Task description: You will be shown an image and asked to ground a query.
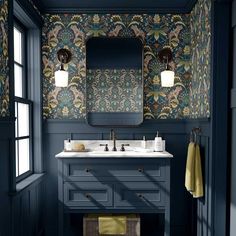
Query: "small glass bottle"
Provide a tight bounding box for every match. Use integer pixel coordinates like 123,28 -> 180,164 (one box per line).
141,136 -> 146,149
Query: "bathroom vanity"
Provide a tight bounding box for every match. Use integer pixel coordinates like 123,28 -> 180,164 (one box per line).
56,141 -> 173,236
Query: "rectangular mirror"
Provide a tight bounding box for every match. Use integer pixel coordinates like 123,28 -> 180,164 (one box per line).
86,37 -> 143,126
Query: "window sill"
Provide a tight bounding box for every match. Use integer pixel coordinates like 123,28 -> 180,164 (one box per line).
10,173 -> 45,196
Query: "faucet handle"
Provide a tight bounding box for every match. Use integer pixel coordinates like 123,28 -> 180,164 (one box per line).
99,144 -> 109,151
120,144 -> 130,152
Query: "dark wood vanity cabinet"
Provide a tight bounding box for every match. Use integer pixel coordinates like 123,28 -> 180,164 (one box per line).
57,158 -> 171,236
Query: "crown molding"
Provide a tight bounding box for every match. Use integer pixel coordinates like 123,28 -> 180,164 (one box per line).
33,0 -> 198,14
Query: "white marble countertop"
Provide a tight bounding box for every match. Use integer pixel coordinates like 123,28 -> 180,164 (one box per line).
55,150 -> 173,159
55,140 -> 173,159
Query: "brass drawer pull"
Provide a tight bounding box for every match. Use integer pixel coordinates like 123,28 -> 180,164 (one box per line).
85,168 -> 91,172
137,193 -> 143,198
138,168 -> 144,173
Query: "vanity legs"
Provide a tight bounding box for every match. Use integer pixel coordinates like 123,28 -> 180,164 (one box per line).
58,202 -> 64,236
164,208 -> 170,236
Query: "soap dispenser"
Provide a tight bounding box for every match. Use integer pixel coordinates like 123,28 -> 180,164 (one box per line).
64,139 -> 72,151
154,132 -> 163,152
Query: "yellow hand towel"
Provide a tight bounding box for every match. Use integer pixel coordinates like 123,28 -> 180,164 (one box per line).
98,216 -> 127,235
192,144 -> 204,198
185,142 -> 196,192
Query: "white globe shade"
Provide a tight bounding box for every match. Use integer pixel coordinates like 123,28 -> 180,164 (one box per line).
161,70 -> 175,87
55,70 -> 69,87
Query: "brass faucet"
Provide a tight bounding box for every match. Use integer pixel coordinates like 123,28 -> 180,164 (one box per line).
110,129 -> 117,151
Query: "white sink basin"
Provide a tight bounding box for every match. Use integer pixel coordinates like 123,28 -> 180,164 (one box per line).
91,148 -> 154,154
90,150 -> 134,155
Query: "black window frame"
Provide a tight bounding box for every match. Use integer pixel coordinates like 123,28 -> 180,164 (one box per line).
14,19 -> 34,182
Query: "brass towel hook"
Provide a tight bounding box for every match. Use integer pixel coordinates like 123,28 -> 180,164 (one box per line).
191,127 -> 201,144
190,130 -> 194,143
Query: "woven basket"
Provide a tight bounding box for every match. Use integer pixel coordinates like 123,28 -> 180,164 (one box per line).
83,215 -> 140,236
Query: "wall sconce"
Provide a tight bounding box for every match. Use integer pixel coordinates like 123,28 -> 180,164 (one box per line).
158,48 -> 175,87
55,48 -> 72,87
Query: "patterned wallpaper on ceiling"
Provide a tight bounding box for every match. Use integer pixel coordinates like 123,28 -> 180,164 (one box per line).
87,69 -> 143,112
42,13 -> 191,119
0,0 -> 10,117
190,0 -> 211,118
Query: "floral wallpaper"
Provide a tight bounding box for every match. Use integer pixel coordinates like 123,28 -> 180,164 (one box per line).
0,0 -> 212,120
42,13 -> 191,119
87,69 -> 142,112
0,0 -> 10,117
190,0 -> 211,118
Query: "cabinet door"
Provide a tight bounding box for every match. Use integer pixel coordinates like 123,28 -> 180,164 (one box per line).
64,182 -> 113,209
114,182 -> 166,209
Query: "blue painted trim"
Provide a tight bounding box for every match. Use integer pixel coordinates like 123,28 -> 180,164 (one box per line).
0,117 -> 15,122
43,121 -> 186,136
42,7 -> 193,14
43,119 -> 210,135
41,1 -> 198,14
8,0 -> 14,120
211,1 -> 231,236
44,118 -> 210,123
7,0 -> 16,194
215,0 -> 233,2
15,0 -> 43,26
87,112 -> 143,127
184,0 -> 198,11
10,173 -> 45,195
233,0 -> 236,27
231,89 -> 236,108
230,3 -> 236,233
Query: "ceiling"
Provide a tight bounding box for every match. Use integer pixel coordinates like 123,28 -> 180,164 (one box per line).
32,0 -> 197,14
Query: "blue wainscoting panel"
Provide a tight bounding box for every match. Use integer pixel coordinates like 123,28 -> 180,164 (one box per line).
0,138 -> 11,236
0,120 -> 45,236
11,176 -> 45,236
87,112 -> 143,126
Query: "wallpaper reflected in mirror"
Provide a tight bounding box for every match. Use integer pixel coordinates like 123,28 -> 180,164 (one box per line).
86,69 -> 142,113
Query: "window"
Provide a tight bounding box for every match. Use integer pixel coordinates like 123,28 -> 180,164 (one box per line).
14,22 -> 33,179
